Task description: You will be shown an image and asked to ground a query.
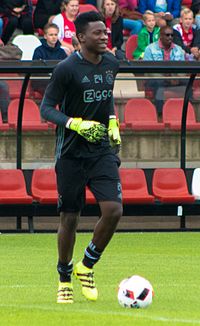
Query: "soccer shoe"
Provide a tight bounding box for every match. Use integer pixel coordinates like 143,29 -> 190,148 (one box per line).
57,281 -> 73,303
73,261 -> 98,301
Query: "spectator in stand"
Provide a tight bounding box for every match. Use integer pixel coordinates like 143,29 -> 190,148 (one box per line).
1,0 -> 34,44
0,38 -> 22,122
143,25 -> 185,114
119,0 -> 143,34
0,3 -> 4,38
72,35 -> 81,51
191,0 -> 200,29
138,0 -> 181,27
133,10 -> 160,59
32,23 -> 67,60
101,0 -> 125,59
33,0 -> 63,30
52,0 -> 79,55
32,23 -> 67,96
173,8 -> 200,61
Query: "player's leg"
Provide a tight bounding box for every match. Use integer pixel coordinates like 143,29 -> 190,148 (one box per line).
74,154 -> 122,301
91,200 -> 122,251
56,157 -> 86,303
57,211 -> 79,304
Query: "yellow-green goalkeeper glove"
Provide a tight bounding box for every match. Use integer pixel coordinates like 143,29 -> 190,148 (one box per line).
68,118 -> 107,143
108,118 -> 121,147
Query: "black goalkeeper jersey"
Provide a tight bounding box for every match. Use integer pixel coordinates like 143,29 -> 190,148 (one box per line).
41,51 -> 119,159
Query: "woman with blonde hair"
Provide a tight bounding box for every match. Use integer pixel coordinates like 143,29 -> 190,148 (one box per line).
101,0 -> 125,60
53,0 -> 79,55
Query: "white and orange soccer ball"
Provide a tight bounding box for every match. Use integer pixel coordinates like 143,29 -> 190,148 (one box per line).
118,275 -> 154,309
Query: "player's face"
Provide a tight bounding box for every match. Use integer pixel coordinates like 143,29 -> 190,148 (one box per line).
44,27 -> 59,47
145,15 -> 156,31
181,13 -> 193,29
103,0 -> 116,17
82,21 -> 108,54
65,0 -> 79,18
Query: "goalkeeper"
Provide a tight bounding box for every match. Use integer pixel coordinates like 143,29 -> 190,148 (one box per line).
40,11 -> 122,304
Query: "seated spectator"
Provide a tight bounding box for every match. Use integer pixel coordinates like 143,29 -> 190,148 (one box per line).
173,8 -> 200,61
72,35 -> 81,52
133,10 -> 160,59
138,0 -> 181,27
32,23 -> 67,96
191,0 -> 200,30
1,0 -> 34,44
33,0 -> 63,30
101,0 -> 125,60
32,23 -> 67,60
119,0 -> 143,34
52,0 -> 79,55
0,38 -> 22,122
0,4 -> 4,38
143,25 -> 185,114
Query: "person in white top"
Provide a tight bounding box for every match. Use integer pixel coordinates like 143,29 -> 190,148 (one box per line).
53,0 -> 79,55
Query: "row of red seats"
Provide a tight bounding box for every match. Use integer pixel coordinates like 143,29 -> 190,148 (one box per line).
0,98 -> 50,131
120,98 -> 200,131
0,168 -> 195,206
1,97 -> 199,131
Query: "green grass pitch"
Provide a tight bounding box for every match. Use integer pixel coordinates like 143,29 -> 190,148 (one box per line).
0,232 -> 200,326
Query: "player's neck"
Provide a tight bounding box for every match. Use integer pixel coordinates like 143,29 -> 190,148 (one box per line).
80,49 -> 102,64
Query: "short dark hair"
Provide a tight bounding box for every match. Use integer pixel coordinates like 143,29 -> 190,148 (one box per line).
43,23 -> 59,34
160,25 -> 173,35
74,11 -> 104,35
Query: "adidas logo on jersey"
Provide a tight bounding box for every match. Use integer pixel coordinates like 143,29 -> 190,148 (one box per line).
81,76 -> 90,83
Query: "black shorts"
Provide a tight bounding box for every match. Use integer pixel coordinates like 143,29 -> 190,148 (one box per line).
55,154 -> 122,213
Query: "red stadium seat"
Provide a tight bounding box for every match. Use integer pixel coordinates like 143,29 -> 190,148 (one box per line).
123,98 -> 165,130
181,0 -> 192,7
152,168 -> 195,203
86,187 -> 96,204
0,112 -> 9,131
8,98 -> 49,131
125,34 -> 138,60
120,168 -> 155,204
79,4 -> 98,13
31,169 -> 57,204
162,98 -> 200,130
0,74 -> 31,99
0,169 -> 32,204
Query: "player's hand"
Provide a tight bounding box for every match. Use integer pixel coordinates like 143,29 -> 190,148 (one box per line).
108,118 -> 121,147
69,117 -> 107,143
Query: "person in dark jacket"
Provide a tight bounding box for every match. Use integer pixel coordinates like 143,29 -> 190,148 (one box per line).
173,8 -> 200,60
191,0 -> 200,29
32,23 -> 67,96
33,0 -> 63,30
101,0 -> 125,60
33,23 -> 67,60
1,0 -> 34,44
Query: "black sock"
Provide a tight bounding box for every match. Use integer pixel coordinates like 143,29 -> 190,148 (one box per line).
83,241 -> 102,269
57,261 -> 73,282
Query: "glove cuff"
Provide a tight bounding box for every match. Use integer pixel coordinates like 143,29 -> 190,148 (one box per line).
68,118 -> 82,131
109,118 -> 119,129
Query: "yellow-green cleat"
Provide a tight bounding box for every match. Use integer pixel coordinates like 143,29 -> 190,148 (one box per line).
73,261 -> 98,301
57,281 -> 73,303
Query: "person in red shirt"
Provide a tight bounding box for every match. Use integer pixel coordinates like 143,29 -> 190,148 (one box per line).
101,0 -> 125,60
173,8 -> 200,61
53,0 -> 79,55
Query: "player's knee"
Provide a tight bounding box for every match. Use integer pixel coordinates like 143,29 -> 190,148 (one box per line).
60,212 -> 79,230
108,204 -> 123,224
